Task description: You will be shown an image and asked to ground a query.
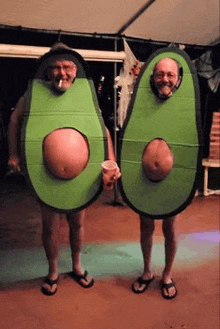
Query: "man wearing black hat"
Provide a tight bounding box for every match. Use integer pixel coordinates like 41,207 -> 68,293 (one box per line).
8,43 -> 120,296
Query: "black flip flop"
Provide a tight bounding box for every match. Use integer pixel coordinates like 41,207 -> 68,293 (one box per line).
70,270 -> 94,288
161,279 -> 178,299
132,276 -> 155,294
41,276 -> 59,296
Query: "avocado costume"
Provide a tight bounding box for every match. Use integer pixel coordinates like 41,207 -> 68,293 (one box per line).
21,46 -> 107,212
118,47 -> 202,219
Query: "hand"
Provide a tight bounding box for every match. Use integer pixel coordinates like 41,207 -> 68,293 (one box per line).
8,155 -> 21,174
130,60 -> 141,79
102,162 -> 121,191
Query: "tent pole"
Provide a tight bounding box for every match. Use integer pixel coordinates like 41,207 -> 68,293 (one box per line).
117,0 -> 156,35
114,38 -> 118,159
112,38 -> 124,207
0,44 -> 125,62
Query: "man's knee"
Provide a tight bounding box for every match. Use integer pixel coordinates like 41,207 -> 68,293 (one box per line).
67,210 -> 84,229
140,215 -> 155,235
162,216 -> 178,241
41,205 -> 62,236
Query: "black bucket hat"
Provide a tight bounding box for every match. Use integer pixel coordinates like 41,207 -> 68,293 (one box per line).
35,42 -> 89,80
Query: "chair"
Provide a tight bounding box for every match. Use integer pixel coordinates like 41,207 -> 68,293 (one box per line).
202,112 -> 220,196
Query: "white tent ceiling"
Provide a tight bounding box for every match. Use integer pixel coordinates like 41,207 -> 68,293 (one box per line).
1,0 -> 219,46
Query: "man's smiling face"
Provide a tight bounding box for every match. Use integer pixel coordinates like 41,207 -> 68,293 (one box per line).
48,60 -> 77,92
153,58 -> 181,98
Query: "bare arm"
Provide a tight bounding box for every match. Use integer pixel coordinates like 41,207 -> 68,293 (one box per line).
102,128 -> 121,191
105,128 -> 116,161
8,96 -> 26,173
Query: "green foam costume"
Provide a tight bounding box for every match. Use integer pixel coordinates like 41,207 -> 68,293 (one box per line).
118,47 -> 202,219
21,49 -> 107,212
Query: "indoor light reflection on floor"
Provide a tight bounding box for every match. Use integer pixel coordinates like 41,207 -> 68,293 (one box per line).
0,230 -> 219,283
188,231 -> 220,243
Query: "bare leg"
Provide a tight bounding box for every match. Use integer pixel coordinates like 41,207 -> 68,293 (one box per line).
67,209 -> 94,287
140,215 -> 155,278
132,215 -> 155,292
67,210 -> 84,273
161,215 -> 178,297
41,205 -> 61,294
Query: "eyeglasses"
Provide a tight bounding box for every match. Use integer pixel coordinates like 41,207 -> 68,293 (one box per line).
154,72 -> 177,80
50,64 -> 76,73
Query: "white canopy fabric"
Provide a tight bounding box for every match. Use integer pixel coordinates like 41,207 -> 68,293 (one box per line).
1,0 -> 219,46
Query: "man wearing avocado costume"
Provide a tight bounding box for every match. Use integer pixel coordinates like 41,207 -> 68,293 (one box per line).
119,49 -> 202,299
131,57 -> 180,300
8,43 -> 120,296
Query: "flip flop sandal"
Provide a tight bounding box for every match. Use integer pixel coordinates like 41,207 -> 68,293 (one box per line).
132,276 -> 155,294
71,270 -> 94,288
41,276 -> 59,296
161,279 -> 178,299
